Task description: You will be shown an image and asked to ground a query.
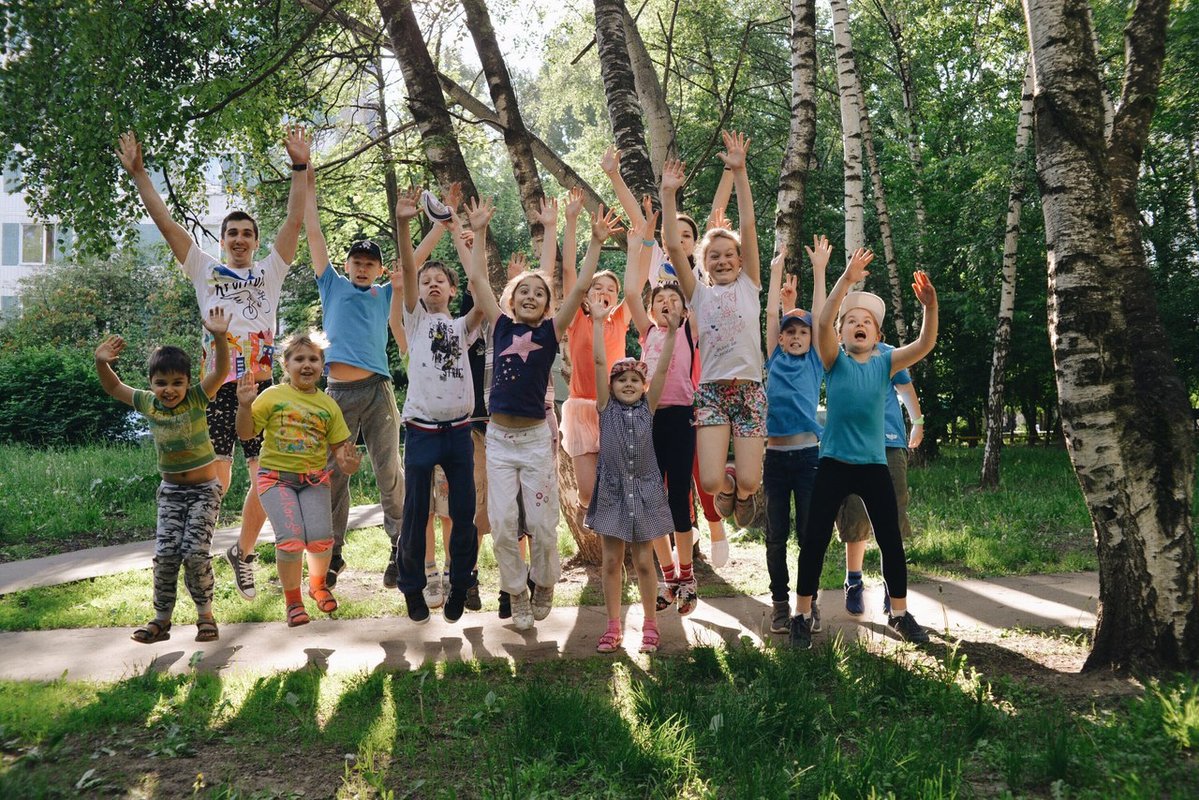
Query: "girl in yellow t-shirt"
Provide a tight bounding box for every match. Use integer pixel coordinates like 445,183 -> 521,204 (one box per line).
236,332 -> 361,627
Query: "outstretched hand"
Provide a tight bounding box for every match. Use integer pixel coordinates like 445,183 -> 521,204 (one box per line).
590,296 -> 614,323
660,158 -> 685,193
912,270 -> 937,306
235,372 -> 258,406
565,186 -> 585,218
844,247 -> 874,285
707,207 -> 732,232
395,186 -> 421,222
507,251 -> 529,279
590,205 -> 623,242
95,334 -> 126,364
116,131 -> 144,175
780,274 -> 798,311
638,196 -> 660,243
443,182 -> 463,215
283,125 -> 311,167
202,307 -> 231,336
717,130 -> 750,171
804,234 -> 832,272
532,196 -> 558,228
600,145 -> 621,175
465,197 -> 495,232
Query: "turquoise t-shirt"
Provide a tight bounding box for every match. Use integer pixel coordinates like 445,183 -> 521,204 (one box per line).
764,345 -> 824,438
820,348 -> 893,465
316,267 -> 393,378
876,342 -> 912,448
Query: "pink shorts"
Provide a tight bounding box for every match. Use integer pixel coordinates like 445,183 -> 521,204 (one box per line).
560,397 -> 600,457
693,380 -> 767,438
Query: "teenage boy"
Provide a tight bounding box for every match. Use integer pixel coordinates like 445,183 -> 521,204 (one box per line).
117,126 -> 310,600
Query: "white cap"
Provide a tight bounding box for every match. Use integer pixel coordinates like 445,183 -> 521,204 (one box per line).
839,291 -> 886,326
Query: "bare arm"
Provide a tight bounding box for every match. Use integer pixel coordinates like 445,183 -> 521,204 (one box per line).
600,146 -> 645,233
200,308 -> 232,398
647,311 -> 680,413
463,199 -> 502,325
93,335 -> 135,407
593,309 -> 611,413
890,271 -> 938,375
234,373 -> 260,441
395,187 -> 422,313
625,199 -> 659,336
561,187 -> 583,299
805,235 -> 831,322
895,380 -> 924,448
388,265 -> 408,355
719,131 -> 759,286
303,166 -> 330,278
274,125 -> 311,265
766,247 -> 786,348
555,206 -> 622,336
818,248 -> 874,370
659,159 -> 694,299
708,167 -> 734,227
533,196 -> 559,278
116,131 -> 194,267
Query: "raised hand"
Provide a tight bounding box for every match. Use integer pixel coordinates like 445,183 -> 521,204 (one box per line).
95,334 -> 126,364
203,307 -> 231,335
507,251 -> 529,279
389,261 -> 404,289
707,207 -> 732,232
459,228 -> 475,251
804,234 -> 832,272
590,205 -> 623,242
565,186 -> 584,219
780,274 -> 798,311
235,372 -> 258,406
283,125 -> 311,167
665,305 -> 682,332
533,196 -> 559,228
660,159 -> 685,193
116,131 -> 144,175
600,145 -> 621,175
717,130 -> 750,171
465,196 -> 495,232
638,196 -> 660,242
395,186 -> 421,222
590,296 -> 614,322
912,270 -> 937,306
845,247 -> 874,285
443,182 -> 464,215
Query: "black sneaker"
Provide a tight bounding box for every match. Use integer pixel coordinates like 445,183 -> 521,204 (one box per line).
444,588 -> 467,623
788,614 -> 813,650
226,544 -> 258,600
465,572 -> 482,611
326,553 -> 346,589
498,591 -> 512,619
844,581 -> 865,616
383,557 -> 398,589
405,592 -> 431,625
770,601 -> 791,634
887,612 -> 930,643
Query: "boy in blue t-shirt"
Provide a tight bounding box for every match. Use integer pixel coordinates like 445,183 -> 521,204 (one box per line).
789,245 -> 939,649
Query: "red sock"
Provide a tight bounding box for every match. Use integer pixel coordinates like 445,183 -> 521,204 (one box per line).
309,573 -> 328,594
662,562 -> 677,582
678,562 -> 693,581
284,587 -> 303,606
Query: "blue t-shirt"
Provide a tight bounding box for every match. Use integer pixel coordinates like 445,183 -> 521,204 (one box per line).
876,342 -> 913,448
820,348 -> 893,465
764,345 -> 824,438
488,315 -> 558,420
316,267 -> 394,378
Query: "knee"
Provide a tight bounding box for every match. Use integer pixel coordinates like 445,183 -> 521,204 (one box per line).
307,538 -> 334,554
183,552 -> 211,571
275,539 -> 305,562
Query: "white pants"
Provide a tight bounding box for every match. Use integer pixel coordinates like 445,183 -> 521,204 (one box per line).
487,420 -> 561,594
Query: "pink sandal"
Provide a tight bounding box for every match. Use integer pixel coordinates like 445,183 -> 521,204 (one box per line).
639,622 -> 660,654
596,621 -> 623,654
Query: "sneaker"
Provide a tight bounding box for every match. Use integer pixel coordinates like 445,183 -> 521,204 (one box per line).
465,572 -> 482,611
789,614 -> 813,650
710,537 -> 729,568
382,555 -> 398,589
770,601 -> 791,634
423,566 -> 444,609
405,592 -> 431,625
443,588 -> 467,623
226,544 -> 257,600
498,590 -> 512,619
882,586 -> 892,616
810,599 -> 823,634
326,552 -> 346,589
656,580 -> 678,612
511,589 -> 534,631
714,466 -> 736,519
844,580 -> 865,616
531,584 -> 555,621
888,612 -> 930,643
676,577 -> 699,616
733,492 -> 758,529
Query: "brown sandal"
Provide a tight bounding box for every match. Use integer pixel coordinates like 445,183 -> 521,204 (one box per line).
307,586 -> 338,614
195,618 -> 219,643
286,602 -> 310,627
131,620 -> 171,644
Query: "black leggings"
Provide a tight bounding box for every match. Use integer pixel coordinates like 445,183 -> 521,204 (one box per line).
653,404 -> 697,533
796,458 -> 908,599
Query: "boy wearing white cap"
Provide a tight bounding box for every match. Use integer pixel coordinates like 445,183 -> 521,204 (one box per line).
789,246 -> 939,649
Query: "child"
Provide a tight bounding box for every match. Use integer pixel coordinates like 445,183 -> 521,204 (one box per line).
661,133 -> 765,529
790,248 -> 939,648
235,333 -> 362,627
392,187 -> 485,625
117,127 -> 309,602
762,237 -> 829,636
588,304 -> 679,654
464,196 -> 620,631
625,203 -> 701,615
94,308 -> 232,644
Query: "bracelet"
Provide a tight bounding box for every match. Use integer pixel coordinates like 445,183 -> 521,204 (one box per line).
291,163 -> 308,171
912,416 -> 925,425
641,238 -> 656,247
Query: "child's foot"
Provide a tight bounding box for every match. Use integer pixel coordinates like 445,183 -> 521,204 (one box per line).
788,614 -> 813,650
887,611 -> 930,643
710,537 -> 729,568
308,585 -> 338,614
405,592 -> 431,625
639,622 -> 660,654
733,492 -> 758,529
656,580 -> 678,611
596,621 -> 623,653
382,554 -> 398,589
676,577 -> 699,616
844,580 -> 865,616
511,589 -> 534,631
195,617 -> 219,643
131,619 -> 171,644
531,584 -> 555,621
714,466 -> 736,519
286,602 -> 310,628
770,601 -> 791,634
465,572 -> 482,611
326,552 -> 346,589
498,590 -> 512,619
444,587 -> 467,623
423,565 -> 444,609
226,544 -> 257,600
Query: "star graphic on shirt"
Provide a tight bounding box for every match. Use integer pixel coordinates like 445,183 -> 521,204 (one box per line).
499,331 -> 543,362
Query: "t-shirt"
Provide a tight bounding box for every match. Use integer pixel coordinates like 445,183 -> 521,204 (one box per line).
876,342 -> 913,448
821,348 -> 892,465
765,345 -> 824,438
691,270 -> 763,383
133,386 -> 216,474
181,245 -> 289,384
641,325 -> 694,407
488,316 -> 558,420
317,267 -> 393,378
567,305 -> 630,399
251,383 -> 351,473
402,304 -> 479,422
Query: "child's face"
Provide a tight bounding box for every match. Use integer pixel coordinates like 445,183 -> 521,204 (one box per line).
512,276 -> 550,324
150,371 -> 190,409
586,275 -> 620,314
284,345 -> 324,391
839,309 -> 881,355
611,370 -> 646,405
419,267 -> 456,312
346,254 -> 384,288
678,219 -> 696,257
705,238 -> 741,285
651,287 -> 684,325
780,322 -> 812,356
221,222 -> 259,268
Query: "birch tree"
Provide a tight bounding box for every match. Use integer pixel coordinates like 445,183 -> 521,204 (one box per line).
830,0 -> 866,263
622,5 -> 677,181
774,0 -> 819,291
594,0 -> 658,206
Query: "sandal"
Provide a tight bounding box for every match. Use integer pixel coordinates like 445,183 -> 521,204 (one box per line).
596,624 -> 623,654
307,586 -> 338,614
656,580 -> 677,612
286,602 -> 310,628
640,622 -> 660,654
195,618 -> 219,643
131,620 -> 171,644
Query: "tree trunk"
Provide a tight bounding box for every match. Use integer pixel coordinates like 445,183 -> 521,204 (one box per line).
980,62 -> 1034,490
368,53 -> 401,242
375,0 -> 503,285
1023,0 -> 1199,671
830,0 -> 865,264
594,0 -> 659,208
622,5 -> 676,184
774,0 -> 818,301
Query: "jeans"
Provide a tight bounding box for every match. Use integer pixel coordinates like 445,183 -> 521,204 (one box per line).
763,447 -> 819,602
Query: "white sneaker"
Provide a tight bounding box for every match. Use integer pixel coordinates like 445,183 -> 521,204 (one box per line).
423,565 -> 444,609
511,589 -> 534,631
710,537 -> 729,568
531,584 -> 555,620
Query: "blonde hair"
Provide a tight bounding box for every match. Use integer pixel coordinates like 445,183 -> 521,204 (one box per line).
279,330 -> 329,379
499,271 -> 554,320
694,228 -> 742,277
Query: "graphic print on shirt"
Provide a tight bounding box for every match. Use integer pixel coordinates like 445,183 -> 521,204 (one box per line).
270,402 -> 333,455
494,330 -> 543,386
702,288 -> 742,363
428,318 -> 464,381
202,267 -> 277,380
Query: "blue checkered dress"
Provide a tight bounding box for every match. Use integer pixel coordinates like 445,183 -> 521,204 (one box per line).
585,397 -> 674,542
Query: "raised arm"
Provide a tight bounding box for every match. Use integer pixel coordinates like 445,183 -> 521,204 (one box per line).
555,206 -> 622,336
659,159 -> 694,299
766,246 -> 787,348
818,247 -> 874,370
647,309 -> 680,413
719,131 -> 759,286
625,198 -> 659,336
463,198 -> 502,325
707,167 -> 735,229
116,131 -> 194,266
234,373 -> 260,441
395,187 -> 422,313
275,125 -> 311,265
592,305 -> 612,413
895,380 -> 924,448
532,196 -> 559,279
600,146 -> 646,233
561,187 -> 583,299
94,335 -> 135,407
388,264 -> 408,355
303,165 -> 330,277
805,234 -> 831,322
200,308 -> 232,398
890,271 -> 938,375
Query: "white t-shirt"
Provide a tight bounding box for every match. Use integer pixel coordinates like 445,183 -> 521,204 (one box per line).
181,245 -> 289,383
402,305 -> 480,422
691,270 -> 763,383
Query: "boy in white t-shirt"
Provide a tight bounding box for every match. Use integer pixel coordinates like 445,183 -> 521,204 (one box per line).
117,126 -> 309,601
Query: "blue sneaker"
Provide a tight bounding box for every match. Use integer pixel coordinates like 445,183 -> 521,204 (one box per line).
844,581 -> 865,616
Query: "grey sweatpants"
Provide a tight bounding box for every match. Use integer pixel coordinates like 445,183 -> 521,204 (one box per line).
153,478 -> 222,618
327,374 -> 405,551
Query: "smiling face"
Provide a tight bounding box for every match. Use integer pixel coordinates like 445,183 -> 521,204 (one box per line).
284,344 -> 324,391
418,263 -> 457,313
150,371 -> 190,409
346,253 -> 384,288
838,308 -> 881,356
780,320 -> 813,355
220,215 -> 259,269
510,274 -> 551,324
702,233 -> 741,285
610,369 -> 647,404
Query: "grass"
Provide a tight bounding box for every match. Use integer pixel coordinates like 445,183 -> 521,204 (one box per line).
0,641 -> 1195,797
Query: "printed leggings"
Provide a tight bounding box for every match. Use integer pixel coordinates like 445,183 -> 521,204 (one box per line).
153,479 -> 223,617
257,469 -> 334,562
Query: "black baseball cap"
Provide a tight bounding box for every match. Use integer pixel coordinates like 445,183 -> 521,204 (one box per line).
347,239 -> 382,262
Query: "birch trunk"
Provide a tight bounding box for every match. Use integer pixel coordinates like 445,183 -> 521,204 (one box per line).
774,0 -> 818,302
980,62 -> 1034,491
830,0 -> 865,266
622,5 -> 676,183
1023,0 -> 1198,671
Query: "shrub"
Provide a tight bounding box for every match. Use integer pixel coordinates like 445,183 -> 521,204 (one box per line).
0,346 -> 133,445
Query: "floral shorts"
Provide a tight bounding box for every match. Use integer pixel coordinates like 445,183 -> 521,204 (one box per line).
693,381 -> 767,438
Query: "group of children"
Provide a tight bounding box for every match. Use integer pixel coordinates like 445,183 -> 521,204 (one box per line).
99,124 -> 937,653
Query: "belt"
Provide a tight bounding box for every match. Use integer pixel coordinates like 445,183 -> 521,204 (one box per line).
406,416 -> 471,432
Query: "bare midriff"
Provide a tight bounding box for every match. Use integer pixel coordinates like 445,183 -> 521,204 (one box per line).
328,362 -> 376,382
767,432 -> 819,447
490,412 -> 546,429
162,461 -> 220,486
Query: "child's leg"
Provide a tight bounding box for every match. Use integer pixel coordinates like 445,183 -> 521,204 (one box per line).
762,449 -> 793,603
358,380 -> 406,548
655,406 -> 697,570
855,469 -> 909,612
517,425 -> 561,591
790,447 -> 820,591
472,427 -> 490,537
731,436 -> 766,497
486,425 -> 529,595
296,475 -> 335,576
562,398 -> 600,507
631,541 -> 659,622
424,513 -> 438,568
836,495 -> 872,614
795,460 -> 854,614
888,447 -> 912,538
258,471 -> 307,592
397,427 -> 437,598
151,481 -> 189,624
695,424 -> 733,496
179,479 -> 223,621
691,455 -> 727,545
600,535 -> 627,622
326,384 -> 364,561
729,382 -> 768,498
443,426 -> 480,594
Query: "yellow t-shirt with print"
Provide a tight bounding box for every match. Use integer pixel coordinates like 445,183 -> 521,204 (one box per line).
250,383 -> 351,473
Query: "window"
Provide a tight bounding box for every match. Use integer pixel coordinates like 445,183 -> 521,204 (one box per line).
19,224 -> 55,265
0,295 -> 18,321
2,160 -> 21,194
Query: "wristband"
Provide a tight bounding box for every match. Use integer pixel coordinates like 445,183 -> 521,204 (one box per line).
641,238 -> 656,247
291,163 -> 308,171
912,416 -> 924,425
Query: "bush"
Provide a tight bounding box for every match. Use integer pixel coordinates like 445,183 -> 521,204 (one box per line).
0,346 -> 133,445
